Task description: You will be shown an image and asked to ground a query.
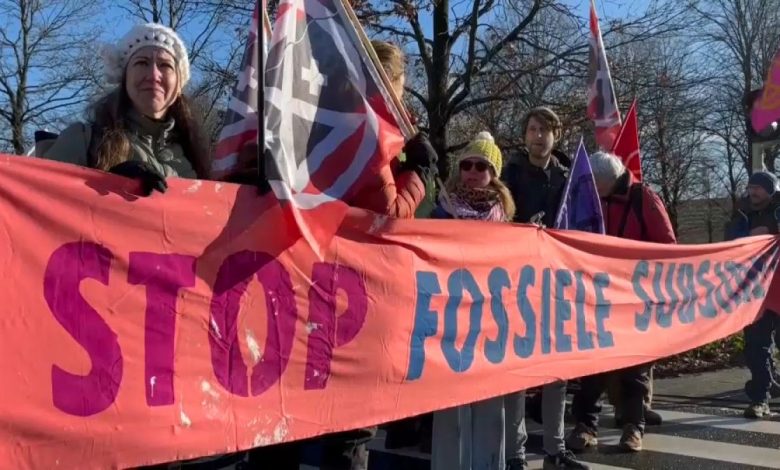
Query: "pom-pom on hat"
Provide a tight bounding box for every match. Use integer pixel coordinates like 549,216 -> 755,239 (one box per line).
101,23 -> 190,87
456,131 -> 503,177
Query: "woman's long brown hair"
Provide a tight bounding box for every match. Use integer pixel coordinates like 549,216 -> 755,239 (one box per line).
89,83 -> 210,178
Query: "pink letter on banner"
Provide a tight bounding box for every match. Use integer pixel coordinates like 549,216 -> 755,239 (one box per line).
304,262 -> 368,390
209,251 -> 297,397
43,242 -> 121,417
128,253 -> 196,407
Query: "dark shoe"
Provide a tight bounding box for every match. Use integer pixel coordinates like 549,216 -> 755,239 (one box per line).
645,407 -> 663,426
744,402 -> 772,419
543,450 -> 590,469
506,457 -> 528,470
770,381 -> 780,399
619,424 -> 642,452
566,423 -> 598,452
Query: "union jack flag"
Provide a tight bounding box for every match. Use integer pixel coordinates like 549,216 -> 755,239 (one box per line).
263,0 -> 406,251
211,3 -> 268,180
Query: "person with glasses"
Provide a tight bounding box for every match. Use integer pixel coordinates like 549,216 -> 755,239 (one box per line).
429,131 -> 515,470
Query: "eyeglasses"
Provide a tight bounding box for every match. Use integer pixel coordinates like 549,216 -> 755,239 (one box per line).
459,160 -> 489,172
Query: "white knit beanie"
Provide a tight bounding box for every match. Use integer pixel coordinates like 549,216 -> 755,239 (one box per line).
101,23 -> 190,87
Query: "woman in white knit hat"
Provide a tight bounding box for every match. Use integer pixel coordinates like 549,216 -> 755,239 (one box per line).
41,23 -> 209,194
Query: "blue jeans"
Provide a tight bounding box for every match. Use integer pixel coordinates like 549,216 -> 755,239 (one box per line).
505,381 -> 567,460
744,310 -> 780,404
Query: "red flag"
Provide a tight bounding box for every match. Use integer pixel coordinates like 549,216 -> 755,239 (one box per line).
612,99 -> 642,181
263,0 -> 406,254
587,0 -> 622,150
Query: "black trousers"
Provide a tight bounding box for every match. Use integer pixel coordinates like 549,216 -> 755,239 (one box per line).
744,310 -> 780,404
246,427 -> 376,470
572,364 -> 652,434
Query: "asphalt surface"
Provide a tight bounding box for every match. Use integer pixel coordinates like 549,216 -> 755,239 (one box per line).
301,368 -> 780,469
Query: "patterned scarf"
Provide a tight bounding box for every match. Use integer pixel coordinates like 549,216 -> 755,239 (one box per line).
440,182 -> 506,222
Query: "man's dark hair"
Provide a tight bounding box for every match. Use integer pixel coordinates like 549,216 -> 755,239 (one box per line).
522,106 -> 563,142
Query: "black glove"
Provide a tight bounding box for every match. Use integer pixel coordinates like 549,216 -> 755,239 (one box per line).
109,161 -> 167,196
224,168 -> 272,196
257,178 -> 272,196
401,133 -> 438,176
258,148 -> 273,196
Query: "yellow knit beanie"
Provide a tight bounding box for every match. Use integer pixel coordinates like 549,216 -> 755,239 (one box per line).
455,131 -> 503,177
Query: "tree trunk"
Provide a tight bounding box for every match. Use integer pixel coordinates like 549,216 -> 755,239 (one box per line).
429,1 -> 451,178
11,117 -> 24,155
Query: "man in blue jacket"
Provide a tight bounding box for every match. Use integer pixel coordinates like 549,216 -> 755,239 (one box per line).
724,171 -> 780,418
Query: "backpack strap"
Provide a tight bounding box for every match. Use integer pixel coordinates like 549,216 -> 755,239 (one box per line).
632,184 -> 648,239
617,183 -> 647,239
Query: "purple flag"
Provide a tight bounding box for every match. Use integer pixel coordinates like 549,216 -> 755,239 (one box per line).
554,139 -> 605,234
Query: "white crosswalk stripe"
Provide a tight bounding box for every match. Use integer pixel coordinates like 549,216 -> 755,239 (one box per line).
292,405 -> 778,470
595,431 -> 780,468
654,408 -> 780,435
527,406 -> 780,469
297,403 -> 780,469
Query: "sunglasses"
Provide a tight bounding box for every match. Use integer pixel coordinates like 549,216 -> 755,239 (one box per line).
459,160 -> 489,172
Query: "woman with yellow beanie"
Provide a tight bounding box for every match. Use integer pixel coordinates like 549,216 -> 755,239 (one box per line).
429,131 -> 513,470
431,131 -> 515,221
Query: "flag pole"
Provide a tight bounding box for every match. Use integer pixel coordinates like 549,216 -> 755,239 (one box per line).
263,2 -> 272,34
259,0 -> 268,185
338,0 -> 453,209
255,0 -> 272,184
338,0 -> 416,139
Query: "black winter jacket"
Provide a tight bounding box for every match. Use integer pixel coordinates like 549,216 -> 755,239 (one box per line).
502,147 -> 571,226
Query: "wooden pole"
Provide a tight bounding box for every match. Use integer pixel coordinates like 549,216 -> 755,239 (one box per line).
337,1 -> 451,210
337,0 -> 416,139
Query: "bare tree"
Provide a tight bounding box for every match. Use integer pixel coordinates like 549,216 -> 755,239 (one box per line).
117,0 -> 250,137
704,91 -> 749,205
0,0 -> 102,153
693,0 -> 780,171
629,37 -> 713,232
117,0 -> 248,66
356,0 -> 695,176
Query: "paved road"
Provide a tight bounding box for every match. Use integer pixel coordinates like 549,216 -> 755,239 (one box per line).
301,368 -> 780,469
329,403 -> 780,470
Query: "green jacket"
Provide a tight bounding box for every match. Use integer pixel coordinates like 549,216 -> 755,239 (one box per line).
40,109 -> 196,178
397,149 -> 440,218
415,174 -> 437,218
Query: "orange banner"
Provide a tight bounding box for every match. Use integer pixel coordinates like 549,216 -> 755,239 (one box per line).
0,155 -> 777,469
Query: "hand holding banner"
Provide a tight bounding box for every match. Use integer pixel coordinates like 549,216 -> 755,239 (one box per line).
0,155 -> 777,469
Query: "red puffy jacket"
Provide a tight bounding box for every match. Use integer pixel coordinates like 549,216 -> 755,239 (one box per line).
347,94 -> 426,219
348,159 -> 425,218
602,171 -> 676,244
